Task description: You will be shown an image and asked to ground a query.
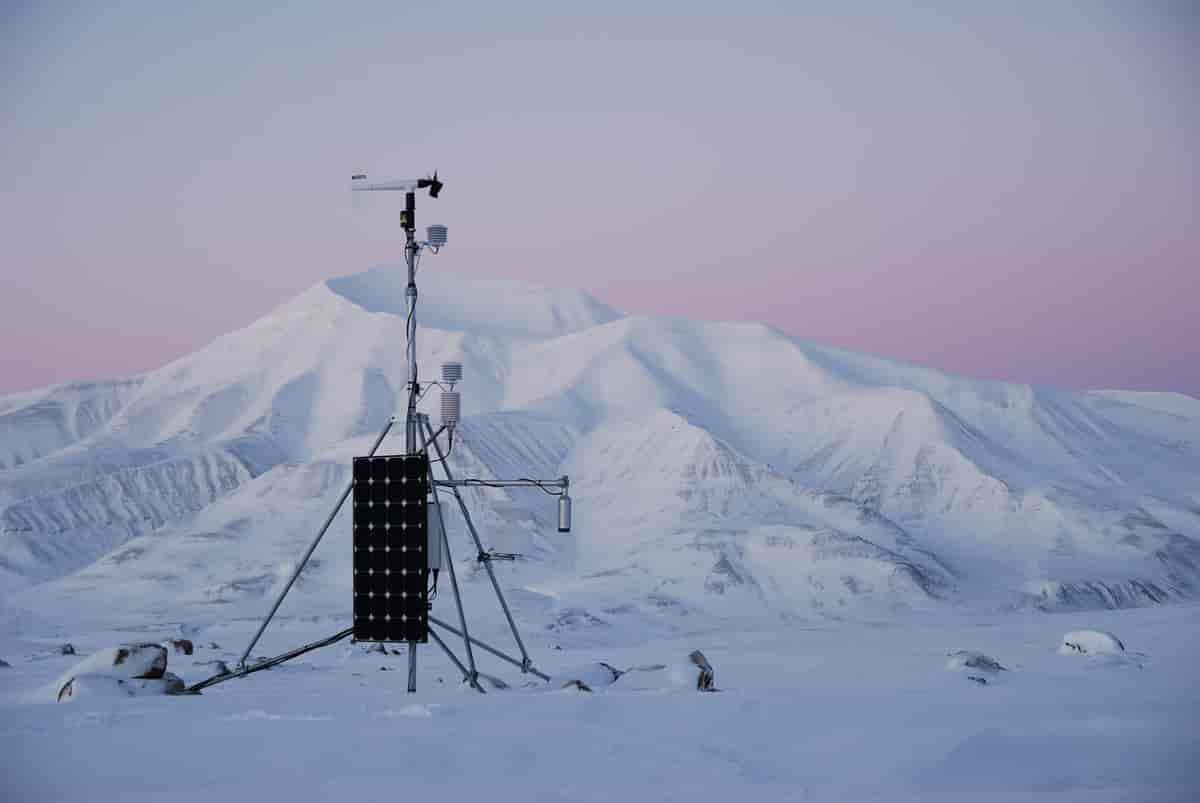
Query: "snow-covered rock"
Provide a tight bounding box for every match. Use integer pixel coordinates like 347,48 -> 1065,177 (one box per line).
196,659 -> 230,677
65,643 -> 168,679
689,650 -> 715,691
1059,630 -> 1126,656
56,671 -> 185,702
52,643 -> 178,702
549,662 -> 624,692
945,650 -> 1008,674
564,653 -> 717,693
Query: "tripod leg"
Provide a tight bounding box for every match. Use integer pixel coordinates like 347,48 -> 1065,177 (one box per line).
428,628 -> 485,693
422,417 -> 535,672
407,641 -> 417,693
430,616 -> 550,682
428,464 -> 483,692
238,417 -> 395,668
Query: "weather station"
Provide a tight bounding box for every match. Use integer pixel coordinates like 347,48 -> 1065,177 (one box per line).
186,173 -> 572,695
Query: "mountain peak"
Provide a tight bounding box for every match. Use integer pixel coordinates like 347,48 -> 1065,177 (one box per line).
326,266 -> 621,339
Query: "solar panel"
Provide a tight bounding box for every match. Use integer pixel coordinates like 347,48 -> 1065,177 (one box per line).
352,454 -> 429,643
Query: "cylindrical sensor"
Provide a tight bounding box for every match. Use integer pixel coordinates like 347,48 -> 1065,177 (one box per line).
427,224 -> 448,248
440,390 -> 461,428
557,493 -> 572,533
441,361 -> 463,383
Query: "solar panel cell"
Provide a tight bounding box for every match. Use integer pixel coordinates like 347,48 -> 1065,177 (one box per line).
352,454 -> 430,642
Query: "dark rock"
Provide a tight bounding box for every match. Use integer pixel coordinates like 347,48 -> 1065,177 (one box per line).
114,643 -> 168,679
946,650 -> 1007,674
164,638 -> 194,656
967,675 -> 988,685
0,658 -> 10,668
59,643 -> 76,656
551,663 -> 623,691
689,650 -> 716,692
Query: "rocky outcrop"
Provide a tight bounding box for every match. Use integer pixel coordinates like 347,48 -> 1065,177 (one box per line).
945,650 -> 1008,674
690,650 -> 715,692
55,643 -> 182,702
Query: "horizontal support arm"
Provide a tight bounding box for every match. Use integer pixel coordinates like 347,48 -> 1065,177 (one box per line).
433,477 -> 568,489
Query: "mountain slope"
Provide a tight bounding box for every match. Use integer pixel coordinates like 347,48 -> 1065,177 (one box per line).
1,268 -> 1197,629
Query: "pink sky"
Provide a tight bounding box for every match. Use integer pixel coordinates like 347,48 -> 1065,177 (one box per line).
2,2 -> 1197,396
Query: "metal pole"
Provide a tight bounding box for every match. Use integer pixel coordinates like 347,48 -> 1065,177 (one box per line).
423,417 -> 535,672
428,461 -> 483,692
191,628 -> 354,693
430,616 -> 551,682
404,191 -> 419,454
428,628 -> 485,693
238,417 -> 395,668
433,479 -> 567,488
407,641 -> 417,693
402,194 -> 420,692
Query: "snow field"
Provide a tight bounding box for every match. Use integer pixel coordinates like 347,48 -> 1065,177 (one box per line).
2,604 -> 1198,801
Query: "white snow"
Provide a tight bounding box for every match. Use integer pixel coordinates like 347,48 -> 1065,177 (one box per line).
2,605 -> 1198,801
1059,629 -> 1126,656
56,643 -> 167,681
2,269 -> 1196,621
0,268 -> 1198,799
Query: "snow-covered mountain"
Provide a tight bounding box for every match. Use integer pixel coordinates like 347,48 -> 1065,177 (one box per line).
2,267 -> 1198,630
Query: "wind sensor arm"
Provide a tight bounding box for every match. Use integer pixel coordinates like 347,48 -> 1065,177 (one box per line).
351,172 -> 443,198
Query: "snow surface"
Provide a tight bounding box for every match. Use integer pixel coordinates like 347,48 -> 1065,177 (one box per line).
2,605 -> 1199,801
0,267 -> 1198,798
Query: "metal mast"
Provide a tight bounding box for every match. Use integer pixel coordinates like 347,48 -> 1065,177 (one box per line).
403,190 -> 420,454
220,171 -> 572,697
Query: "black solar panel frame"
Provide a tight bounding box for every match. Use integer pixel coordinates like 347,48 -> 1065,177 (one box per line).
351,454 -> 430,643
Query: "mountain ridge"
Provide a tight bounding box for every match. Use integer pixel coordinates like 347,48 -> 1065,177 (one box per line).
1,268 -> 1197,631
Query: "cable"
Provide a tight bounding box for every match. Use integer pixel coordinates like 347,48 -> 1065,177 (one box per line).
421,424 -> 454,465
447,478 -> 563,497
478,549 -> 522,562
444,478 -> 562,495
519,478 -> 565,497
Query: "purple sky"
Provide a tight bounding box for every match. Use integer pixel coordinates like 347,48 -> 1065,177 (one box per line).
3,2 -> 1197,397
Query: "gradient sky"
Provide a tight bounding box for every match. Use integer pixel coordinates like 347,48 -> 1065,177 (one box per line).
3,1 -> 1197,397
